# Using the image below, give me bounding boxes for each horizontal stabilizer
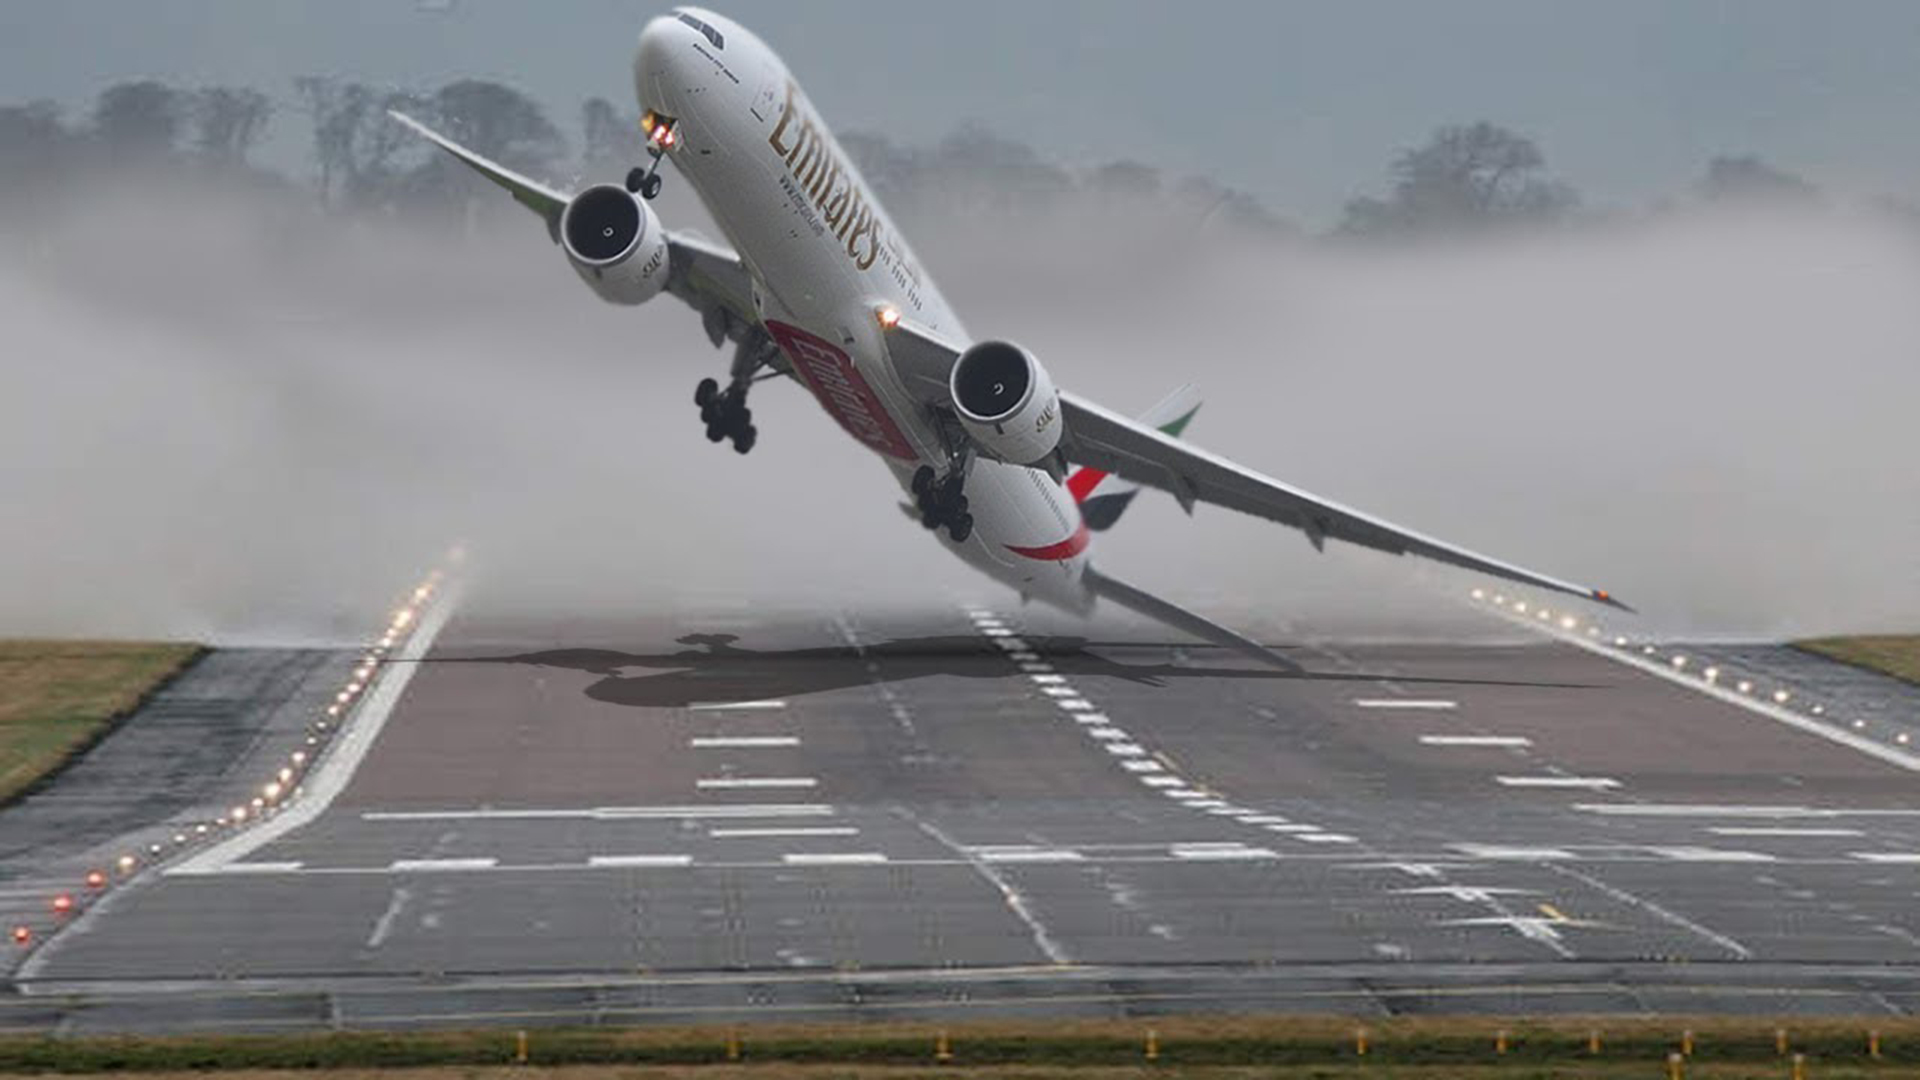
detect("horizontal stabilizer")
[1083,566,1300,673]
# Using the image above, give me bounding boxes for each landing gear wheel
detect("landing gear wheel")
[640,173,663,200]
[694,377,718,409]
[625,167,647,194]
[948,513,974,543]
[732,425,757,454]
[911,465,935,498]
[705,423,726,443]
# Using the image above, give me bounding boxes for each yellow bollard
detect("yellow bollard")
[1495,1028,1508,1055]
[1777,1027,1790,1056]
[1667,1050,1685,1080]
[1145,1028,1160,1062]
[1792,1051,1806,1080]
[1355,1027,1368,1057]
[935,1029,953,1064]
[514,1030,528,1065]
[1682,1029,1695,1058]
[1588,1029,1601,1055]
[1870,1030,1882,1060]
[725,1031,741,1062]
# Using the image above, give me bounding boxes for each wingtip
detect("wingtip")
[1593,589,1635,614]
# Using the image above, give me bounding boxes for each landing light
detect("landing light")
[84,871,106,889]
[10,927,27,945]
[51,894,73,915]
[1772,690,1791,704]
[877,306,901,329]
[1470,589,1485,601]
[118,854,137,871]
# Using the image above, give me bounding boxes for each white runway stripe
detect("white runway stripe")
[975,848,1085,863]
[1851,852,1920,864]
[218,861,303,874]
[391,857,497,871]
[782,852,887,865]
[696,777,818,789]
[708,827,859,839]
[1354,698,1458,710]
[689,700,788,711]
[1648,846,1776,863]
[588,854,692,867]
[1710,827,1864,838]
[1420,735,1532,747]
[1451,843,1575,860]
[1496,775,1621,789]
[689,736,800,748]
[363,804,836,820]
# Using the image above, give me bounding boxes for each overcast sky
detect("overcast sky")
[6,1,1919,225]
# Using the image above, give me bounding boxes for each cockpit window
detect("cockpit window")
[675,11,724,50]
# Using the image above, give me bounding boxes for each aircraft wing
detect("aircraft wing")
[390,110,759,344]
[879,317,1623,609]
[1057,391,1628,610]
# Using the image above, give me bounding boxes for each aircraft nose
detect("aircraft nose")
[633,15,694,108]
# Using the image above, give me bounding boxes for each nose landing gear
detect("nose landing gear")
[913,465,973,543]
[625,113,678,200]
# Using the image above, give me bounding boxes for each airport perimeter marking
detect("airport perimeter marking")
[168,579,462,877]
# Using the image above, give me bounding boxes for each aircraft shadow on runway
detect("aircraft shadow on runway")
[441,633,1590,710]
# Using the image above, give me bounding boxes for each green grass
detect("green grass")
[0,1017,1915,1074]
[1796,634,1920,687]
[0,639,203,805]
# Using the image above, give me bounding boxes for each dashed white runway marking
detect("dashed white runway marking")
[364,886,411,948]
[1451,843,1575,860]
[1298,833,1359,844]
[1397,885,1537,901]
[1354,698,1458,710]
[696,777,818,790]
[1852,852,1920,864]
[1647,846,1776,863]
[390,857,497,871]
[1172,844,1277,860]
[1710,827,1865,838]
[707,827,858,839]
[1420,735,1533,747]
[782,852,888,865]
[183,861,302,876]
[688,736,800,748]
[688,699,788,711]
[973,847,1086,864]
[1575,803,1920,818]
[1496,775,1621,790]
[588,854,694,867]
[1030,674,1066,685]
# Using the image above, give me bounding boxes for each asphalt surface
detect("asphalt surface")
[8,602,1920,1029]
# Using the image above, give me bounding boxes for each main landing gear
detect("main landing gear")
[625,114,677,200]
[913,465,973,543]
[696,377,756,454]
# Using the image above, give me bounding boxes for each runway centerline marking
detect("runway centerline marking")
[362,804,837,820]
[689,736,800,748]
[1852,852,1920,863]
[689,700,788,711]
[1420,735,1532,747]
[782,852,887,865]
[1354,699,1458,710]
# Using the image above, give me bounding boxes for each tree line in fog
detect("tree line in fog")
[0,76,1900,241]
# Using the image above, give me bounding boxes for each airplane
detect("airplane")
[393,6,1625,670]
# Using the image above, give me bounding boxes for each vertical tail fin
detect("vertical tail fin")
[1066,384,1201,531]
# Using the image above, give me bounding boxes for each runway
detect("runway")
[11,597,1920,1029]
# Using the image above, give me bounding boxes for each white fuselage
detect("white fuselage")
[635,9,1093,613]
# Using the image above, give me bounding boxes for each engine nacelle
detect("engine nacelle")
[560,184,670,305]
[949,340,1062,466]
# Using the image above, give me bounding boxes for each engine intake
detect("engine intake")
[560,184,669,305]
[950,340,1062,466]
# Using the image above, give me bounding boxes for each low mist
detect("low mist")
[3,170,1915,645]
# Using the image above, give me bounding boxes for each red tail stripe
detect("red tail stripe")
[1065,467,1108,504]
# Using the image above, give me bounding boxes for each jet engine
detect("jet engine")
[560,184,670,305]
[949,340,1062,466]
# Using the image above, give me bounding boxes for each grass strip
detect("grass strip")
[1796,634,1920,687]
[0,640,203,805]
[0,1016,1917,1073]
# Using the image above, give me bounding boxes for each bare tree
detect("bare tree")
[1339,122,1578,238]
[91,81,185,161]
[192,87,272,168]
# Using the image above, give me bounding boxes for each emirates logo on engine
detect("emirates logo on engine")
[765,321,916,460]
